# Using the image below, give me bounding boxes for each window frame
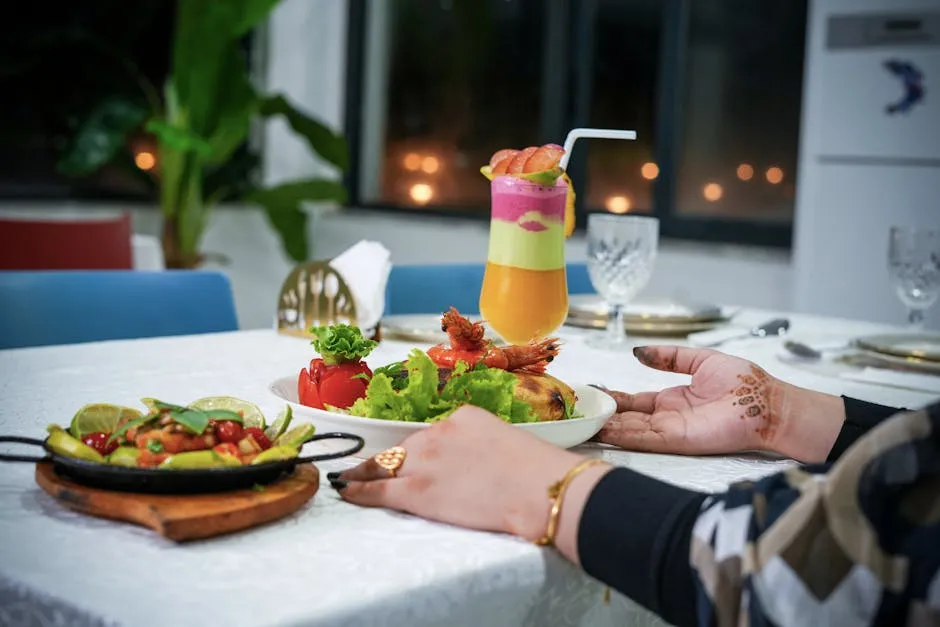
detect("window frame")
[343,0,796,249]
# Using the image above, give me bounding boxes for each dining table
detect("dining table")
[0,307,936,627]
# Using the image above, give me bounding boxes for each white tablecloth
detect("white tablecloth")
[0,309,936,627]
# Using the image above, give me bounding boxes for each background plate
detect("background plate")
[564,315,731,336]
[381,314,506,345]
[567,295,724,323]
[854,333,940,363]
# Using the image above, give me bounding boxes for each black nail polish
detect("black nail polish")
[326,471,341,481]
[330,480,348,491]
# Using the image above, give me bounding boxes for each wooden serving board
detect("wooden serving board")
[35,462,320,542]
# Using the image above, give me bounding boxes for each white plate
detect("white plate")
[567,295,724,322]
[854,333,940,363]
[268,377,616,456]
[381,314,504,345]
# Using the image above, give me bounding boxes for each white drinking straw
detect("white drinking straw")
[559,128,637,170]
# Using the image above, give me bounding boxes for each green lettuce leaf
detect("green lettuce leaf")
[309,324,377,365]
[349,350,534,423]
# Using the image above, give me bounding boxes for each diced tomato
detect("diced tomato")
[243,427,271,450]
[135,429,215,454]
[82,432,118,456]
[213,442,242,461]
[137,449,171,467]
[213,420,243,444]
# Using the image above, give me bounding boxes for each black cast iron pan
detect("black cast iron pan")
[0,432,364,495]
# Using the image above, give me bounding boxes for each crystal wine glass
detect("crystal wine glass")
[585,214,659,350]
[888,226,940,330]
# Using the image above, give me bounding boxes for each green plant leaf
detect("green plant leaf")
[260,202,308,263]
[259,94,349,171]
[171,0,238,137]
[205,44,262,165]
[244,179,348,206]
[145,119,213,158]
[57,97,148,177]
[232,0,282,36]
[244,179,348,262]
[204,146,260,203]
[171,0,277,140]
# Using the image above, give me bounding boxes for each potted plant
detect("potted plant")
[57,0,347,268]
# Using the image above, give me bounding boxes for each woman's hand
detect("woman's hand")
[597,345,844,463]
[332,406,612,562]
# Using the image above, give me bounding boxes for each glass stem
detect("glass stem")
[608,303,628,344]
[908,308,925,329]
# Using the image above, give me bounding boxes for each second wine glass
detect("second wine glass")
[888,226,940,330]
[585,214,659,350]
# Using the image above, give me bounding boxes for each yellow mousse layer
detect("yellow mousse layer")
[479,263,568,345]
[486,220,565,271]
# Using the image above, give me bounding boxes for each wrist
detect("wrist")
[553,463,614,566]
[768,381,845,463]
[506,453,611,546]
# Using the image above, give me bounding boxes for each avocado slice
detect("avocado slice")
[46,430,106,464]
[251,445,300,465]
[108,447,142,468]
[159,450,241,470]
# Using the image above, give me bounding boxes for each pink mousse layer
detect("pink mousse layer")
[490,176,566,223]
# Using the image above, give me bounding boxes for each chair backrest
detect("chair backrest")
[385,263,596,315]
[0,271,239,350]
[0,213,134,270]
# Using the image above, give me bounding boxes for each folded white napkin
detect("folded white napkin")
[839,367,940,395]
[328,240,392,330]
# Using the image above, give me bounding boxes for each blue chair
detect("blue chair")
[385,263,596,315]
[0,271,239,349]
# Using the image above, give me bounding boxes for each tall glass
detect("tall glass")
[888,226,940,329]
[585,214,659,350]
[479,175,569,345]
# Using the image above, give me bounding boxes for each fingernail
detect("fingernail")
[632,346,645,358]
[588,383,610,391]
[329,480,348,491]
[326,471,341,481]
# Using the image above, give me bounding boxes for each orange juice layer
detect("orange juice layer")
[479,263,568,345]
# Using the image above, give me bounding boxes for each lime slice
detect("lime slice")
[264,405,293,442]
[189,397,266,429]
[46,430,105,464]
[108,447,141,467]
[69,404,142,440]
[251,445,300,465]
[274,423,315,448]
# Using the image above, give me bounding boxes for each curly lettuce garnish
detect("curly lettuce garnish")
[309,324,378,365]
[348,349,536,423]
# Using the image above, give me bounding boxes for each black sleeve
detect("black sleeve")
[578,467,706,627]
[827,396,905,462]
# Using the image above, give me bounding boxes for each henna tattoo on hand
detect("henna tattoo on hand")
[730,365,780,442]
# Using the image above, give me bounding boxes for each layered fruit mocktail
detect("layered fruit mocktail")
[478,144,572,345]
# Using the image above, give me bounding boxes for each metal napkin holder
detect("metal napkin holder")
[276,260,364,339]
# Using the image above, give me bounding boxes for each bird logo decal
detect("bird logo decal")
[884,59,925,115]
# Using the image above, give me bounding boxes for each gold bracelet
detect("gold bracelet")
[534,458,607,547]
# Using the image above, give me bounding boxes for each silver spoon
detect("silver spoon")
[700,318,790,348]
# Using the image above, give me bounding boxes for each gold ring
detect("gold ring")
[373,446,407,477]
